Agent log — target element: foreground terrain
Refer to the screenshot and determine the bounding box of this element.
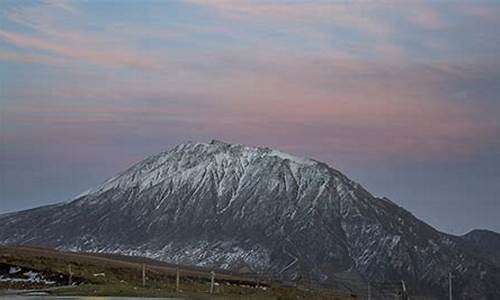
[0,245,355,299]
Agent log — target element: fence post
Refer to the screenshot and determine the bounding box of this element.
[142,264,146,288]
[176,267,180,292]
[210,270,215,294]
[68,264,73,286]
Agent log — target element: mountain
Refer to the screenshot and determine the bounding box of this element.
[1,140,498,298]
[461,230,500,267]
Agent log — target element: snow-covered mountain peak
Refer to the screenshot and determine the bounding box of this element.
[84,140,323,198]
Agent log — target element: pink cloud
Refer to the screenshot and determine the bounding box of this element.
[6,54,497,163]
[1,1,163,70]
[189,0,395,39]
[0,49,64,66]
[0,29,157,69]
[407,3,446,30]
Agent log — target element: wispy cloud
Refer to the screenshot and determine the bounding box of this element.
[0,29,159,69]
[41,0,79,14]
[1,1,161,69]
[189,0,395,38]
[0,49,64,66]
[405,2,446,30]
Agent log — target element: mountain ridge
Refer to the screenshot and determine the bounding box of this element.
[1,140,499,298]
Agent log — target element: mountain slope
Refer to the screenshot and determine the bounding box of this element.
[461,229,500,267]
[1,140,498,298]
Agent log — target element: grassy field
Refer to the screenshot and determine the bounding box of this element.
[0,245,356,299]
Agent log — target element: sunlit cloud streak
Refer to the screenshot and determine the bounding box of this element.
[0,29,159,69]
[0,49,65,65]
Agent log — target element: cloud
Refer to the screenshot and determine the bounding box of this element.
[0,29,158,69]
[1,2,160,69]
[189,0,394,38]
[41,0,79,14]
[0,49,64,66]
[406,2,446,30]
[4,47,498,162]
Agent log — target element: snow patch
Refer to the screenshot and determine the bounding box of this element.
[268,150,315,166]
